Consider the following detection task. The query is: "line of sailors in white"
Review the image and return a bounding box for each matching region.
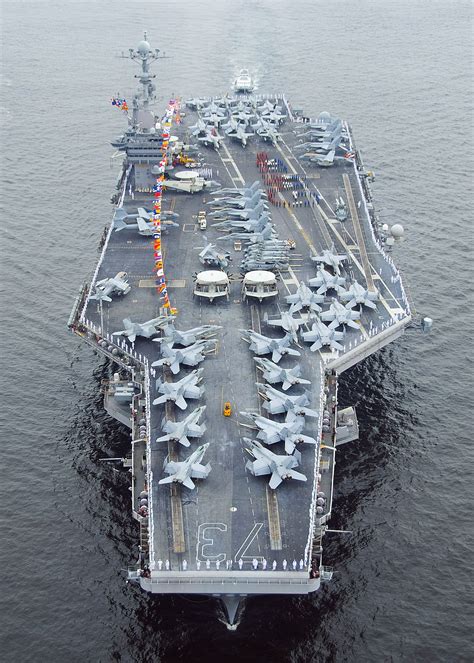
[154,558,306,571]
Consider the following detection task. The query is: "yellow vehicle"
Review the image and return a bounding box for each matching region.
[223,401,232,417]
[177,154,195,165]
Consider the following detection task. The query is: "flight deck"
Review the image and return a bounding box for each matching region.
[68,37,412,624]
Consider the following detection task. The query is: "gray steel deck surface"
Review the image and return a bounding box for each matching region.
[81,96,410,583]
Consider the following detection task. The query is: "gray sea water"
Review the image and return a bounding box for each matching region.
[1,1,473,661]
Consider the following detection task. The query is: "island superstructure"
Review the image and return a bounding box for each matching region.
[68,37,412,626]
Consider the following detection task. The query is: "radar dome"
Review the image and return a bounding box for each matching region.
[390,223,404,239]
[318,111,331,123]
[137,40,151,56]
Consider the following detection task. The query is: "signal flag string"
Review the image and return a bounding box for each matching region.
[152,99,181,315]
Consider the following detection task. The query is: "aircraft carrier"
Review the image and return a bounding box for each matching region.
[68,37,413,626]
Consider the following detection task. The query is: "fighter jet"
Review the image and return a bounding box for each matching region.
[231,108,255,123]
[264,310,307,343]
[257,99,282,114]
[254,357,311,391]
[311,249,347,275]
[296,132,342,154]
[227,124,254,147]
[296,119,343,139]
[114,206,179,223]
[208,203,267,224]
[114,215,178,235]
[152,339,215,375]
[240,330,301,363]
[217,224,277,244]
[285,281,324,314]
[213,216,271,233]
[320,300,360,329]
[153,369,204,410]
[309,268,346,294]
[155,406,206,447]
[203,112,226,126]
[261,108,286,124]
[209,190,263,211]
[90,272,131,302]
[197,238,232,269]
[112,316,169,342]
[302,320,345,352]
[202,102,226,117]
[159,443,211,490]
[156,323,222,347]
[244,438,306,489]
[255,121,280,145]
[339,281,379,310]
[189,118,207,136]
[300,150,353,168]
[240,411,316,454]
[197,129,222,150]
[185,97,208,110]
[212,180,261,197]
[256,383,319,418]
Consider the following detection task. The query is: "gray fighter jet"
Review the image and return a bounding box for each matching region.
[261,108,286,124]
[321,300,360,329]
[311,249,347,274]
[296,119,343,139]
[185,97,208,110]
[152,339,215,374]
[257,99,282,114]
[159,443,211,490]
[155,406,206,447]
[296,133,342,154]
[213,216,271,233]
[256,383,319,418]
[114,206,179,223]
[203,112,226,126]
[197,129,222,150]
[241,411,316,454]
[156,323,222,347]
[302,150,351,167]
[255,121,280,145]
[240,330,301,363]
[264,310,307,343]
[189,118,207,136]
[340,281,379,310]
[302,320,345,352]
[209,190,263,211]
[219,200,268,221]
[309,267,346,294]
[244,438,306,489]
[153,368,204,410]
[114,215,178,235]
[227,124,254,147]
[202,102,226,117]
[254,357,311,391]
[212,180,261,196]
[112,316,169,342]
[90,272,131,302]
[216,224,277,245]
[285,281,324,314]
[197,238,232,269]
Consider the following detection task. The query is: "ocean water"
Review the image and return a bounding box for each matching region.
[0,1,473,661]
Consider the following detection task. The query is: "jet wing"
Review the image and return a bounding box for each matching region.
[190,462,211,479]
[183,385,203,400]
[247,459,270,476]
